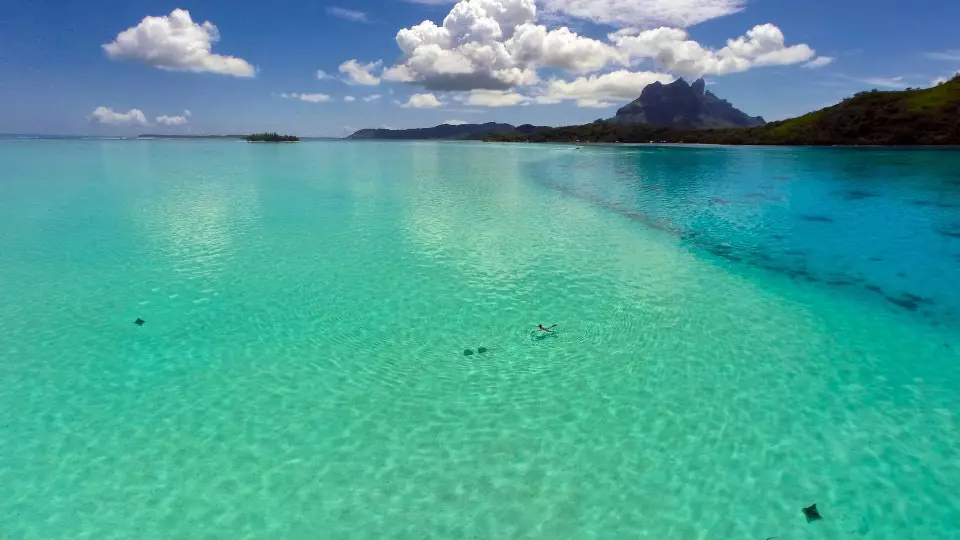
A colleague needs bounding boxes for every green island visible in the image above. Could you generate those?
[485,75,960,146]
[245,132,300,143]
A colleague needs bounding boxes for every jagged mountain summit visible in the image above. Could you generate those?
[610,78,765,129]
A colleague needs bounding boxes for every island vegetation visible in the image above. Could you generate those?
[485,75,960,146]
[246,132,299,142]
[347,122,544,140]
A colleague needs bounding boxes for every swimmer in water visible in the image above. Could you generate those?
[538,324,557,333]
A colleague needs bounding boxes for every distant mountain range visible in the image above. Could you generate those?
[488,75,960,145]
[346,75,959,145]
[609,78,765,128]
[347,122,545,140]
[346,79,763,140]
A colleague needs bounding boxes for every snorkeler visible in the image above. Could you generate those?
[538,324,557,333]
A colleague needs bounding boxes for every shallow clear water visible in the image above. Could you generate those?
[1,140,959,539]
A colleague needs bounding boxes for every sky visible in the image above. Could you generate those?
[1,0,959,136]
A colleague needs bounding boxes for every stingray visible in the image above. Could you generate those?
[135,318,145,326]
[841,189,877,200]
[799,215,834,223]
[803,503,822,522]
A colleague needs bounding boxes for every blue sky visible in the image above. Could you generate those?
[1,0,958,136]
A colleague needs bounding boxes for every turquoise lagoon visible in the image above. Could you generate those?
[1,140,959,539]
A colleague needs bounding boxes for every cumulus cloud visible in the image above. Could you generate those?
[362,94,383,102]
[340,59,383,85]
[541,0,745,28]
[539,70,673,106]
[156,115,188,126]
[103,9,255,77]
[317,69,331,80]
[802,56,834,69]
[506,24,624,73]
[382,0,544,91]
[90,107,148,126]
[344,96,357,102]
[402,93,444,108]
[612,23,814,78]
[281,92,333,102]
[404,0,744,28]
[326,7,371,23]
[156,111,190,125]
[367,0,819,109]
[932,71,959,86]
[456,89,530,107]
[377,0,816,104]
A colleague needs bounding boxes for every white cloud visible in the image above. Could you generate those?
[402,93,444,108]
[861,76,907,89]
[184,109,192,117]
[506,24,625,73]
[340,59,383,85]
[834,74,912,89]
[802,56,834,69]
[457,89,530,107]
[612,23,814,78]
[344,96,357,102]
[281,92,333,102]
[103,9,255,77]
[838,75,909,88]
[156,114,189,126]
[382,0,542,91]
[90,106,148,126]
[362,94,383,102]
[926,50,960,61]
[377,0,815,93]
[932,71,959,86]
[326,7,371,23]
[317,69,331,80]
[540,69,674,106]
[543,0,744,28]
[445,107,485,113]
[444,119,469,125]
[405,0,744,28]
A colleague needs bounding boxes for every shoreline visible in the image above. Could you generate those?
[4,136,960,150]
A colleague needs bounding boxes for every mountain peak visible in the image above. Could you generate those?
[691,78,706,97]
[610,78,764,129]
